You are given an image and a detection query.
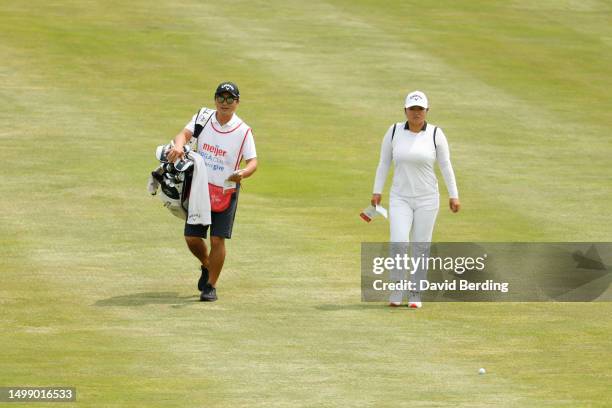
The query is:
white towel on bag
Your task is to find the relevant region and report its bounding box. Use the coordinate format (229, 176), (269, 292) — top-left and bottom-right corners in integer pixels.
(186, 151), (211, 226)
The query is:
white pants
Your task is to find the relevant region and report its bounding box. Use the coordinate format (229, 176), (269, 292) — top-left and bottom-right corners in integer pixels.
(388, 194), (439, 302)
(390, 193), (439, 243)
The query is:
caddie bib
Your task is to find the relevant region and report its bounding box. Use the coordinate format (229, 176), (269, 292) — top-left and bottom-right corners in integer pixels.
(194, 108), (251, 188)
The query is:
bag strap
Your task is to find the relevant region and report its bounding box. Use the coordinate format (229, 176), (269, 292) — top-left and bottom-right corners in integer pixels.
(433, 126), (438, 150)
(193, 108), (214, 138)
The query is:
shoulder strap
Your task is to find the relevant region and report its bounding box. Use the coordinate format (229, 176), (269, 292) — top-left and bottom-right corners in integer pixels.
(391, 124), (397, 141)
(433, 126), (438, 150)
(193, 108), (215, 138)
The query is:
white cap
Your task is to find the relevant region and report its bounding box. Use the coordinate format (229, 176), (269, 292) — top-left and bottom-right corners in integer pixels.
(405, 90), (428, 109)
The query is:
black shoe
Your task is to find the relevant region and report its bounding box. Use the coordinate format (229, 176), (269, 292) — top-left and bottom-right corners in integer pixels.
(198, 266), (209, 291)
(200, 283), (217, 302)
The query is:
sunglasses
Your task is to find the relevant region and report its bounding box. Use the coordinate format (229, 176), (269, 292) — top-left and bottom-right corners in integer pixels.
(215, 95), (238, 104)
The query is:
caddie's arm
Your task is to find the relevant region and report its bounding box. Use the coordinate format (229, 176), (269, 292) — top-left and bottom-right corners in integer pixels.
(167, 128), (193, 162)
(228, 158), (258, 182)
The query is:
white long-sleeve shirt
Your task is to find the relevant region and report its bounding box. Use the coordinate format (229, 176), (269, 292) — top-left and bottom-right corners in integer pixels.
(373, 122), (459, 199)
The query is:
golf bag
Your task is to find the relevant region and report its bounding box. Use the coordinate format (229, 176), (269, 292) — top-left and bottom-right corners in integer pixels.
(148, 142), (194, 220)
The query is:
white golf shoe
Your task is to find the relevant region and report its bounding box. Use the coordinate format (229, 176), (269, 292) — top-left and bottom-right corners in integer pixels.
(408, 291), (422, 309)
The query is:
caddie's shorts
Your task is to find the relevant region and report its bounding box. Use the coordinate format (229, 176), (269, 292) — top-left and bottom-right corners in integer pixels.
(184, 186), (240, 239)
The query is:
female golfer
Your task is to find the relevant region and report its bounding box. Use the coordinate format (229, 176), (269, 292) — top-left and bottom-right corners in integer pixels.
(371, 90), (460, 308)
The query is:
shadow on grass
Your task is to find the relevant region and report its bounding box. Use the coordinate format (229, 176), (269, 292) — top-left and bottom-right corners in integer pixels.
(94, 292), (200, 308)
(315, 303), (385, 311)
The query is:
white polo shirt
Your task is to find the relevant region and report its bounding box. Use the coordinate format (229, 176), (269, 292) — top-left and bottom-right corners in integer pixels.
(185, 109), (257, 186)
(373, 122), (458, 199)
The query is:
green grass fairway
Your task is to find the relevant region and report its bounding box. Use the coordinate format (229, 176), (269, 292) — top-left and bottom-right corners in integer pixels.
(2, 1), (611, 406)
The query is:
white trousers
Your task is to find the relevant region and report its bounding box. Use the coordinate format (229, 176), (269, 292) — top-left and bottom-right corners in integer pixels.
(389, 193), (440, 243)
(388, 194), (439, 302)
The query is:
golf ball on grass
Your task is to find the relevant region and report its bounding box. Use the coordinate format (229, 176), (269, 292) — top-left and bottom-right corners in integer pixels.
(479, 368), (486, 375)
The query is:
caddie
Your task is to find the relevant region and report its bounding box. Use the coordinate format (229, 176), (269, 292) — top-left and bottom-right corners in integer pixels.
(167, 81), (258, 302)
